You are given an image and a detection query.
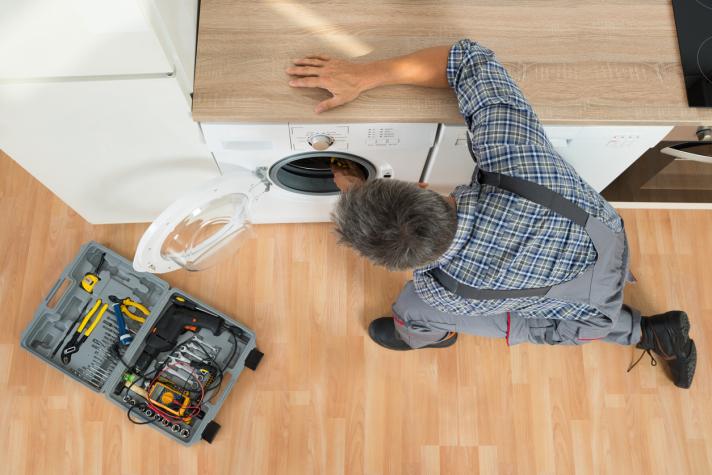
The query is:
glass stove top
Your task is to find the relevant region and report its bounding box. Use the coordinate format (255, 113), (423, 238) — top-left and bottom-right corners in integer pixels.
(672, 0), (712, 107)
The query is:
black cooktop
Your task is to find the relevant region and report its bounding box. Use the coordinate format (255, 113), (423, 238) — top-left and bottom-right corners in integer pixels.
(672, 0), (712, 107)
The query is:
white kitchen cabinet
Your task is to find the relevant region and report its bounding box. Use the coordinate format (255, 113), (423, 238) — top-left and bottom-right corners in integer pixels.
(0, 78), (217, 224)
(0, 0), (213, 224)
(0, 0), (172, 78)
(423, 124), (672, 194)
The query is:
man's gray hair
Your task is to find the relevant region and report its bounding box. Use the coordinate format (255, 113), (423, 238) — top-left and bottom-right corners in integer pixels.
(332, 179), (458, 271)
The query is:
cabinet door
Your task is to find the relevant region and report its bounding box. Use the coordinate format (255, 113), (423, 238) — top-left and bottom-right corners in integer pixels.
(422, 125), (474, 194)
(544, 126), (673, 192)
(0, 0), (172, 78)
(424, 125), (673, 194)
(149, 0), (199, 91)
(0, 77), (217, 224)
(0, 0), (174, 79)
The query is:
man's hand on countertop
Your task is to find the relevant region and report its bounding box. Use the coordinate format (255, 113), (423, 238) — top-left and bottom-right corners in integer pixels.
(287, 55), (369, 113)
(287, 46), (451, 114)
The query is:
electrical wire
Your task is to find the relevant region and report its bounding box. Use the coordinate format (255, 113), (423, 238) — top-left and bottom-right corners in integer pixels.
(224, 329), (240, 371)
(127, 404), (154, 425)
(112, 342), (132, 369)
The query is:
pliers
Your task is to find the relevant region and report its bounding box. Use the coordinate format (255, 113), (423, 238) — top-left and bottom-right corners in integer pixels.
(60, 299), (108, 365)
(109, 295), (150, 324)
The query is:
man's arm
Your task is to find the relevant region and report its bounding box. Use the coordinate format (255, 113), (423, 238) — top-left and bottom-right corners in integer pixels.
(291, 41), (576, 188)
(287, 46), (451, 113)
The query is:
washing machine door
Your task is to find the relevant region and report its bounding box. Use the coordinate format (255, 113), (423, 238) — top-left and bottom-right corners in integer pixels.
(133, 171), (263, 274)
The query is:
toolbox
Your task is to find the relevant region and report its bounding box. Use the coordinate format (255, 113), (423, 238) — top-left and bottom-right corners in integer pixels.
(20, 241), (263, 446)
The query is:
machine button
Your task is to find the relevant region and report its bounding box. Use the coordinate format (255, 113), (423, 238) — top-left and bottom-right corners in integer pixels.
(308, 134), (335, 151)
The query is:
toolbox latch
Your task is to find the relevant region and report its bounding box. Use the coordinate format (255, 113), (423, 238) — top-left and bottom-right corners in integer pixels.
(245, 348), (264, 371)
(201, 421), (221, 444)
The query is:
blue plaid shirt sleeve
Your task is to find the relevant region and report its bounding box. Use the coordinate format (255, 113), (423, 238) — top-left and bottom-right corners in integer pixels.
(447, 39), (552, 153)
(445, 39), (622, 231)
(447, 40), (572, 184)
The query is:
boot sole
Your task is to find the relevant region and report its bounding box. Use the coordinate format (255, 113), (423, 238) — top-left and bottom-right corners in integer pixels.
(424, 333), (458, 349)
(679, 311), (690, 339)
(676, 339), (696, 389)
(674, 311), (695, 389)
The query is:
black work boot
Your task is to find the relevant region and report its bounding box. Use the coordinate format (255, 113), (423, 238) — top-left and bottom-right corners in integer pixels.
(636, 311), (696, 389)
(368, 317), (458, 351)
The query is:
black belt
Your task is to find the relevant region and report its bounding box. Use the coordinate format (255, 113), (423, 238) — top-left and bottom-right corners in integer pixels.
(477, 169), (588, 227)
(430, 267), (552, 300)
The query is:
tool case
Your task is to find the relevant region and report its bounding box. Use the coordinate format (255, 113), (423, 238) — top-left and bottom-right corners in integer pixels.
(20, 241), (263, 446)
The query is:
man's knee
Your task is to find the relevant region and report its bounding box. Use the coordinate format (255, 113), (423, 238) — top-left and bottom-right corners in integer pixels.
(391, 281), (455, 348)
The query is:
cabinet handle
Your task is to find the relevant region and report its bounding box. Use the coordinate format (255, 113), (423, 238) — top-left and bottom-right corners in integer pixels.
(661, 141), (712, 165)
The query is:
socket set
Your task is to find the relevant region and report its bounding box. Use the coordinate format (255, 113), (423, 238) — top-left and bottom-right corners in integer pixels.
(120, 394), (192, 438)
(20, 241), (263, 445)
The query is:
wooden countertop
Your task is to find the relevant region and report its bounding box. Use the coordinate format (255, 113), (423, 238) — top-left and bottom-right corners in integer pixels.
(192, 1), (712, 125)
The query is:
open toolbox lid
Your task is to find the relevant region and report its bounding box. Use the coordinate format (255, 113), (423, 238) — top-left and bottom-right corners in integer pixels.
(133, 171), (265, 274)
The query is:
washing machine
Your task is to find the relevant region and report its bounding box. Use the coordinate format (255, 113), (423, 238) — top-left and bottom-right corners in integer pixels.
(132, 123), (438, 273)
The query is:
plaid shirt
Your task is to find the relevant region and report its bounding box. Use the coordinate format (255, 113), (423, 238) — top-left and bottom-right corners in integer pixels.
(413, 39), (623, 321)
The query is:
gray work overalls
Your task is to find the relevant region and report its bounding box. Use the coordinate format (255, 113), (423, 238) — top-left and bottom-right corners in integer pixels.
(393, 142), (641, 348)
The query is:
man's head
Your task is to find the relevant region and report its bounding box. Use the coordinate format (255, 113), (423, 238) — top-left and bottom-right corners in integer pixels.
(332, 179), (458, 271)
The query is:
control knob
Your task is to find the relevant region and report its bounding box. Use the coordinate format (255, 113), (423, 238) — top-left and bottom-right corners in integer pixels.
(308, 134), (334, 151)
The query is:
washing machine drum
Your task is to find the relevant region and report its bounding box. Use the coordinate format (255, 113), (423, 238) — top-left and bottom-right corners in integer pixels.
(269, 152), (376, 195)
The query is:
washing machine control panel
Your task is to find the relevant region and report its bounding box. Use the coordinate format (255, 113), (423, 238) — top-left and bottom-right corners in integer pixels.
(290, 125), (409, 151)
(366, 127), (400, 146)
(291, 126), (348, 151)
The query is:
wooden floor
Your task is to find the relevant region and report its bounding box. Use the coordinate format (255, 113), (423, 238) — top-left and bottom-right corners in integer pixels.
(2, 150), (712, 475)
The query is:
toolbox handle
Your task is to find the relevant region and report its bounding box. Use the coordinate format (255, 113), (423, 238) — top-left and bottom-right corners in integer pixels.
(45, 277), (73, 309)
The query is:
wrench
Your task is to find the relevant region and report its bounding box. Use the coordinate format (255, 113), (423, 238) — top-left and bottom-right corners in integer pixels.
(178, 346), (210, 362)
(190, 336), (218, 355)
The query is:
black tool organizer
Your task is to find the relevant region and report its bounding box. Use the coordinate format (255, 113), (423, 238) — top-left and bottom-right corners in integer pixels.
(20, 241), (263, 445)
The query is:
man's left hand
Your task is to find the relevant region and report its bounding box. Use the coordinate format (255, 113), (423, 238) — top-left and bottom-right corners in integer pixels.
(286, 55), (368, 113)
